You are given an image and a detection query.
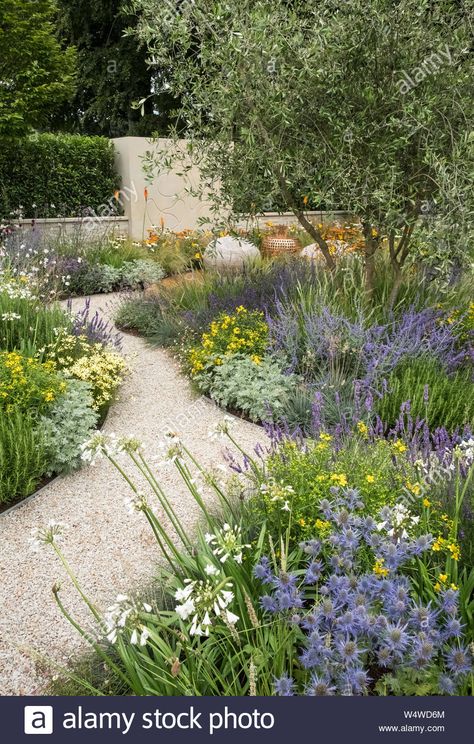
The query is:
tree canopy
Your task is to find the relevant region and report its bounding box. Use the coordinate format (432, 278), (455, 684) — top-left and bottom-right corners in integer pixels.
(53, 0), (176, 137)
(132, 0), (473, 293)
(0, 0), (76, 138)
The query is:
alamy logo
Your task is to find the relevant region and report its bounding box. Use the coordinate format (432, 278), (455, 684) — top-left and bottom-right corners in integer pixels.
(24, 706), (54, 735)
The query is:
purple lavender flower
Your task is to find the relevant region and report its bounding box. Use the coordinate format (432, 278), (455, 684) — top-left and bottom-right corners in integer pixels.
(69, 298), (123, 350)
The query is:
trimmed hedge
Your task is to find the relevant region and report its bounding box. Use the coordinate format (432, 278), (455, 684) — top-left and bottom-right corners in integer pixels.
(0, 134), (120, 219)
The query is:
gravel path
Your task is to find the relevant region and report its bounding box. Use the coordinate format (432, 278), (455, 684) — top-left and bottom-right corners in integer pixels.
(0, 292), (265, 695)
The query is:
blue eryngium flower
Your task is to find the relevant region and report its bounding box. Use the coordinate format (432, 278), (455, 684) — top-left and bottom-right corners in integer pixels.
(445, 646), (473, 677)
(439, 675), (456, 695)
(305, 560), (323, 584)
(273, 674), (295, 696)
(253, 557), (273, 584)
(305, 674), (336, 696)
(253, 475), (470, 695)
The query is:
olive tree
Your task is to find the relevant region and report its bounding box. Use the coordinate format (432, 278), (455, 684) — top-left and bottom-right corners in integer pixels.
(131, 0), (473, 295)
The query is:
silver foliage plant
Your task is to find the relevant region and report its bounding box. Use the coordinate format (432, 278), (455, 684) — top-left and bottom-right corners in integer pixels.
(41, 379), (99, 474)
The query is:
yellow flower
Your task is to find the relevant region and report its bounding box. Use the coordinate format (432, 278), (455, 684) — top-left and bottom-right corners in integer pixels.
(406, 481), (422, 496)
(330, 473), (348, 487)
(450, 583), (458, 591)
(434, 582), (441, 592)
(315, 518), (330, 531)
(392, 440), (407, 454)
(373, 558), (389, 577)
(319, 432), (332, 442)
(251, 354), (261, 364)
(366, 474), (375, 483)
(438, 573), (448, 584)
(447, 543), (460, 561)
(423, 498), (431, 508)
(357, 421), (368, 436)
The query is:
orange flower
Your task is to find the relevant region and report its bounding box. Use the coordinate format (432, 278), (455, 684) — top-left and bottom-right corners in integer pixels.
(303, 195), (309, 206)
(144, 187), (149, 201)
(114, 190), (120, 201)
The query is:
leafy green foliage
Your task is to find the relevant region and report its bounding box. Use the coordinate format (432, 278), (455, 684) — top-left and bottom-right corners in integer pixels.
(0, 410), (48, 504)
(251, 436), (417, 544)
(54, 0), (176, 137)
(120, 259), (165, 289)
(0, 0), (76, 138)
(0, 133), (119, 219)
(0, 279), (69, 353)
(378, 357), (474, 431)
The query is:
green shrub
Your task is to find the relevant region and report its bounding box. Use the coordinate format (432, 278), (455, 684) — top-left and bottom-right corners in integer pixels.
(0, 134), (119, 219)
(115, 295), (184, 346)
(377, 357), (474, 432)
(0, 410), (48, 504)
(0, 351), (66, 414)
(41, 380), (99, 474)
(208, 354), (297, 421)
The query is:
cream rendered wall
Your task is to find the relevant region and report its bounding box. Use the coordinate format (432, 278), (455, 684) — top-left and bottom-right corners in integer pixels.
(112, 137), (216, 240)
(112, 137), (351, 240)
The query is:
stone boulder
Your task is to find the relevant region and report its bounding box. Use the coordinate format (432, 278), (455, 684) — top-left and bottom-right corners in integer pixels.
(204, 236), (260, 270)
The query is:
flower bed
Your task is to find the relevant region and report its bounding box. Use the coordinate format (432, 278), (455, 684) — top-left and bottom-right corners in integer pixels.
(0, 274), (125, 508)
(41, 421), (474, 696)
(1, 222), (208, 299)
(116, 252), (474, 446)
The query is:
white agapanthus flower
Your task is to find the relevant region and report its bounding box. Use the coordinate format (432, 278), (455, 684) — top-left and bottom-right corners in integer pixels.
(455, 437), (474, 465)
(158, 432), (185, 466)
(204, 564), (220, 576)
(104, 595), (152, 646)
(29, 520), (67, 551)
(174, 577), (239, 637)
(377, 503), (420, 541)
(208, 415), (235, 440)
(124, 492), (148, 515)
(204, 523), (250, 564)
(81, 432), (129, 464)
(1, 312), (21, 321)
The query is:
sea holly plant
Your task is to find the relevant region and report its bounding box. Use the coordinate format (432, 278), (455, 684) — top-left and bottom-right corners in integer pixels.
(35, 423), (474, 695)
(131, 0), (473, 298)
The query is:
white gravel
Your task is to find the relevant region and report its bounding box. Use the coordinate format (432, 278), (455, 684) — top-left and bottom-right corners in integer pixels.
(0, 292), (266, 695)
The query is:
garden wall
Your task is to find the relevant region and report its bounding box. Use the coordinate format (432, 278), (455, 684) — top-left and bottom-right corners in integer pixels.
(112, 137), (352, 239)
(17, 216), (129, 240)
(112, 137), (216, 240)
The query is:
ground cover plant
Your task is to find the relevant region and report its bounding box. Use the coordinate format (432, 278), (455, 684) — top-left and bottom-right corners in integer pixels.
(38, 421), (474, 696)
(0, 273), (125, 506)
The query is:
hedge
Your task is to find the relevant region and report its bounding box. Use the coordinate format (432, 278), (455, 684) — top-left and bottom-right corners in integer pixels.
(0, 134), (120, 219)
